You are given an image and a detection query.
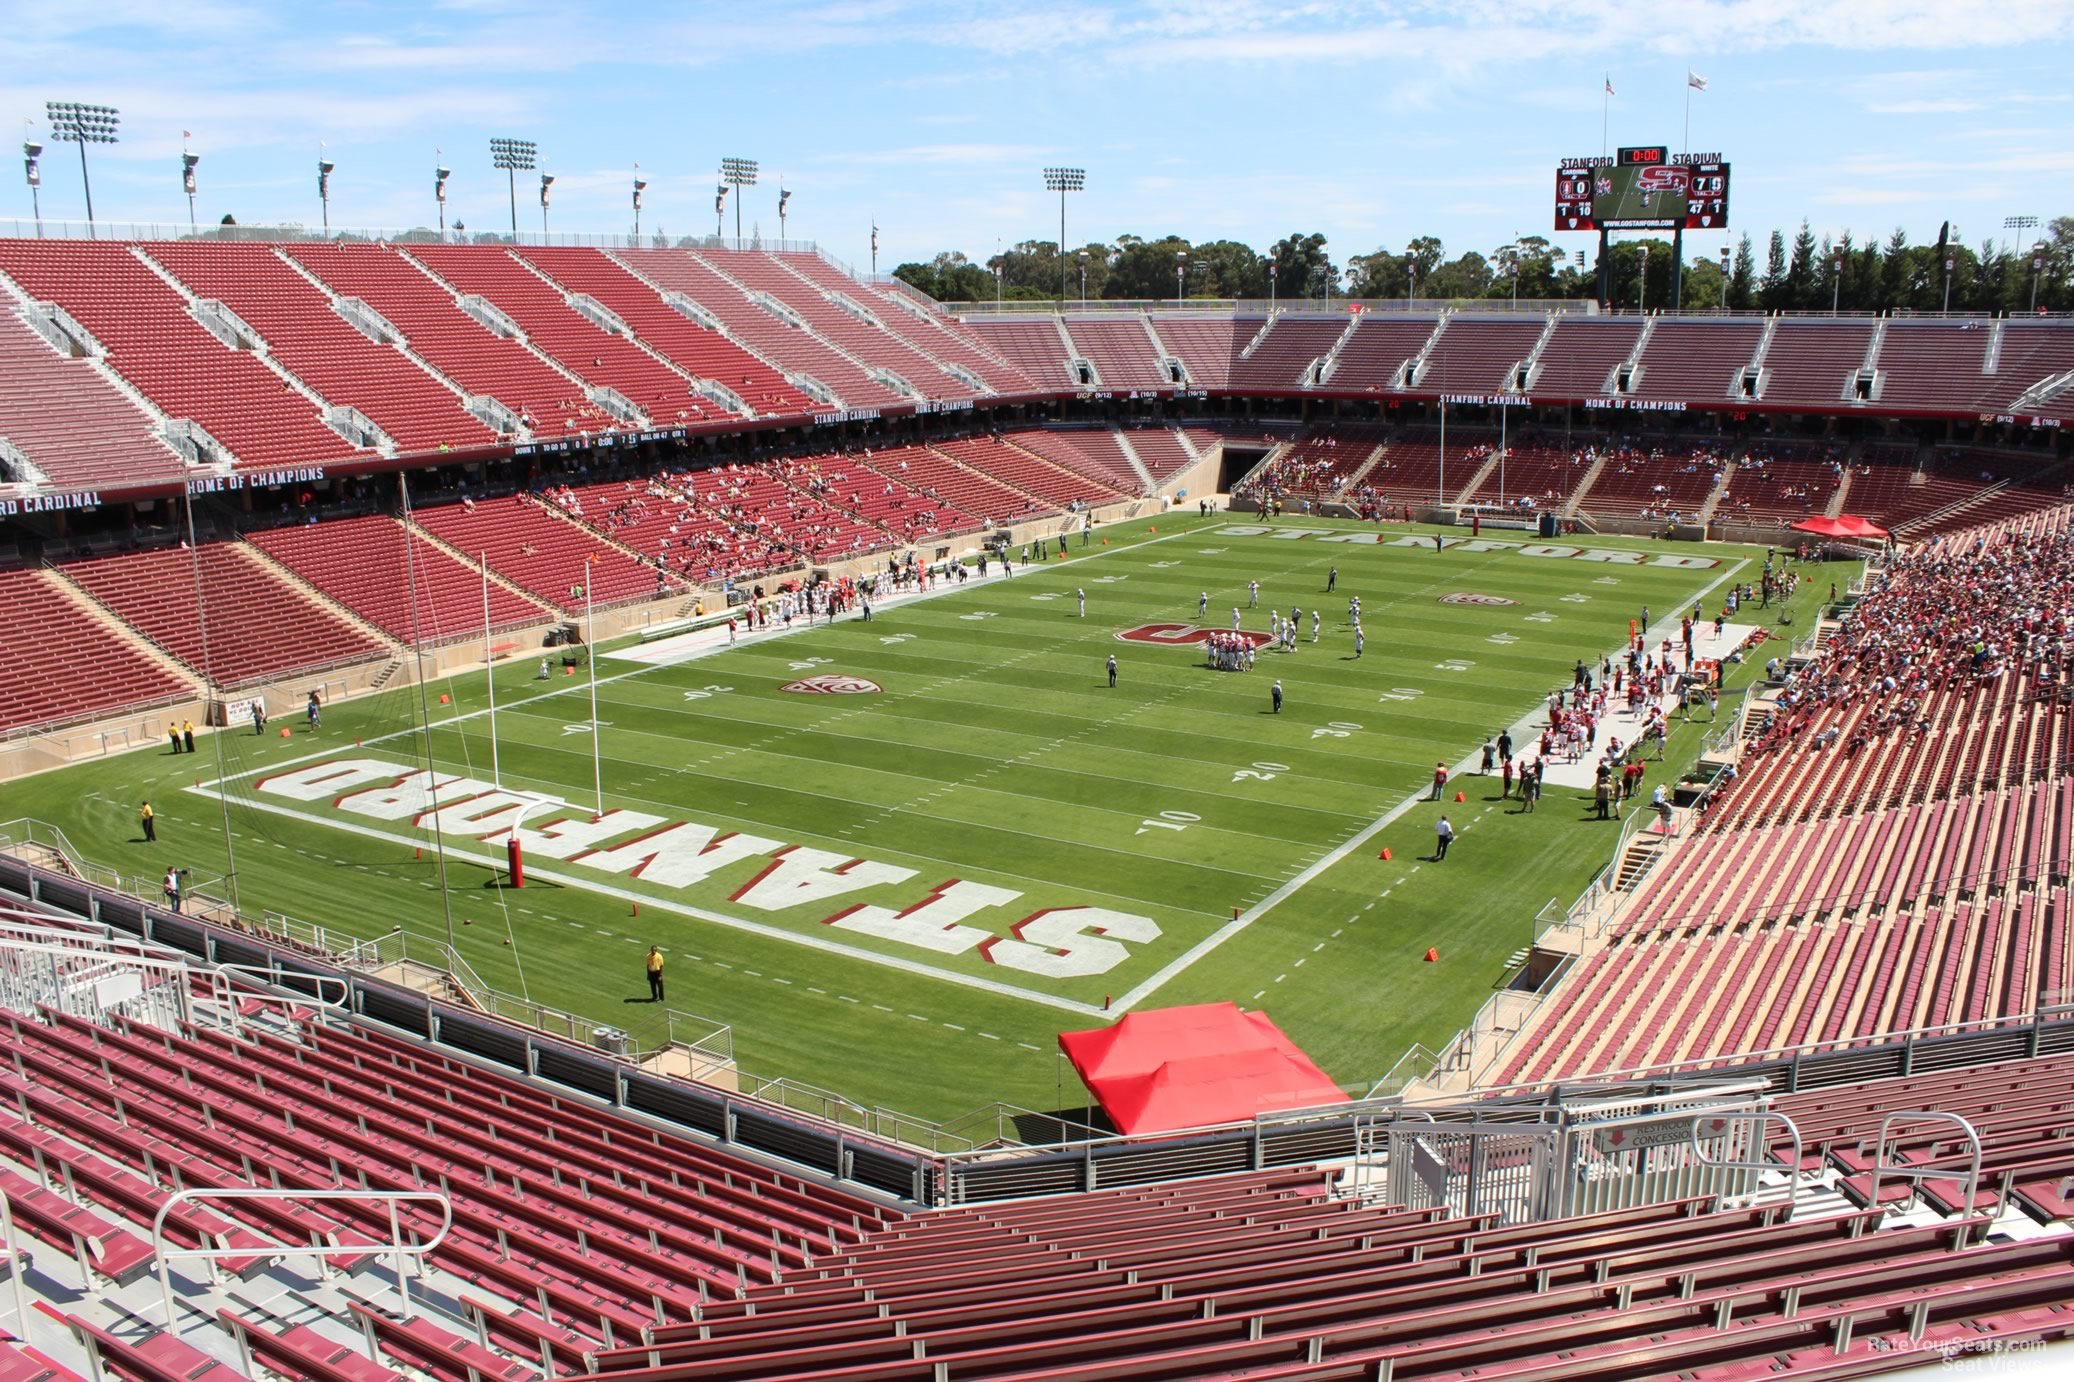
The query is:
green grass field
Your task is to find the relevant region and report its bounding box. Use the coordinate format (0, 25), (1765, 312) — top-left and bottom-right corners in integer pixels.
(11, 513), (1826, 1127)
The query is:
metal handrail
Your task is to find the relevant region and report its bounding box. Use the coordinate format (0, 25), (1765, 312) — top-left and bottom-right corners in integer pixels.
(1688, 1109), (1803, 1222)
(0, 1192), (30, 1347)
(1866, 1111), (1984, 1219)
(151, 1188), (452, 1325)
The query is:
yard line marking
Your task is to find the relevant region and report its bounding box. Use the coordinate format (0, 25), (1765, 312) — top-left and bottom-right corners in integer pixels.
(807, 986), (827, 995)
(1274, 973), (1287, 983)
(977, 1032), (1000, 1041)
(1294, 957), (1307, 967)
(942, 1023), (964, 1031)
(1251, 990), (1266, 1000)
(872, 1003), (893, 1012)
(1016, 1042), (1043, 1052)
(908, 1013), (931, 1022)
(772, 977), (792, 985)
(839, 995), (860, 1003)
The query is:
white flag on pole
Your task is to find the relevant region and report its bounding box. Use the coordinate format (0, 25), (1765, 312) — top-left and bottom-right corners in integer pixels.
(1688, 71), (1710, 91)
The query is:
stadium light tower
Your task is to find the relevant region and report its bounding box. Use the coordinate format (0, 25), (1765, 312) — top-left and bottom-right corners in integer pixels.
(1831, 251), (1843, 317)
(714, 185), (727, 239)
(21, 136), (42, 235)
(2003, 214), (2038, 256)
(316, 152), (335, 231)
(1077, 250), (1088, 308)
(1042, 167), (1084, 302)
(632, 170), (647, 241)
(777, 182), (791, 243)
(1637, 244), (1649, 313)
(720, 157), (757, 241)
(539, 172), (555, 239)
(44, 102), (118, 236)
(1267, 257), (1277, 312)
(435, 157), (452, 234)
(180, 135), (199, 232)
(1175, 248), (1187, 308)
(489, 137), (537, 238)
(2033, 242), (2048, 315)
(1719, 245), (1732, 314)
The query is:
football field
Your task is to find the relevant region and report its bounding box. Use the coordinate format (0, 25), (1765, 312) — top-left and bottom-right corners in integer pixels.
(12, 513), (1819, 1127)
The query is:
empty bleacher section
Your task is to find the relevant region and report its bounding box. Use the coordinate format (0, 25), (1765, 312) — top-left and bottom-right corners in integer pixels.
(1124, 426), (1198, 485)
(411, 494), (669, 610)
(1759, 320), (1874, 407)
(285, 242), (604, 436)
(0, 1005), (893, 1351)
(999, 428), (1143, 498)
(0, 566), (193, 733)
(1873, 321), (1992, 411)
(409, 245), (711, 427)
(701, 249), (973, 403)
(1629, 319), (1763, 401)
(248, 514), (549, 642)
(770, 251), (1035, 396)
(1061, 316), (1172, 389)
(933, 432), (1129, 511)
(849, 443), (1035, 528)
(59, 543), (387, 687)
(1421, 315), (1544, 394)
(1232, 316), (1344, 389)
(1151, 314), (1243, 387)
(0, 241), (363, 472)
(963, 317), (1078, 389)
(515, 248), (813, 417)
(1324, 314), (1435, 391)
(615, 249), (908, 409)
(1528, 315), (1642, 398)
(145, 242), (494, 455)
(1990, 321), (2074, 412)
(1848, 444), (2067, 538)
(0, 307), (184, 490)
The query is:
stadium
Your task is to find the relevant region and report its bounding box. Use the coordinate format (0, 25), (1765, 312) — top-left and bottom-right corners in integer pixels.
(3, 10), (2074, 1379)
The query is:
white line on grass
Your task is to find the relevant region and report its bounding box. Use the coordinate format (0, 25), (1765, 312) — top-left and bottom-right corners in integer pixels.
(1102, 550), (1755, 1015)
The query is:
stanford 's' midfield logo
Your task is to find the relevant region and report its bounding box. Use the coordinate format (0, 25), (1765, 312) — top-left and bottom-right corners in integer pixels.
(1114, 623), (1274, 649)
(1438, 592), (1520, 607)
(781, 674), (883, 695)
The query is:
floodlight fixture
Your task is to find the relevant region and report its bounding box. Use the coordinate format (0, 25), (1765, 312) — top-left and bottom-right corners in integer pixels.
(1042, 166), (1085, 300)
(715, 185), (728, 238)
(720, 157), (757, 240)
(539, 172), (555, 237)
(489, 137), (537, 236)
(632, 172), (648, 240)
(1175, 248), (1188, 308)
(435, 158), (452, 231)
(45, 101), (119, 233)
(23, 138), (42, 233)
(777, 183), (791, 242)
(181, 149), (200, 231)
(317, 156), (336, 230)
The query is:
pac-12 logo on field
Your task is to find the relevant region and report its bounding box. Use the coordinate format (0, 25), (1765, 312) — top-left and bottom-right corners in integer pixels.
(1114, 623), (1274, 649)
(1438, 592), (1520, 606)
(782, 674), (883, 694)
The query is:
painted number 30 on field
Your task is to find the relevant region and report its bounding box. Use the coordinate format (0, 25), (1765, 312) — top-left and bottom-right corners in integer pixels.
(1312, 721), (1363, 740)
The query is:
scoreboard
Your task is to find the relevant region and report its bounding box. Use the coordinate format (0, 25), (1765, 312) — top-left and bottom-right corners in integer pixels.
(1554, 147), (1731, 231)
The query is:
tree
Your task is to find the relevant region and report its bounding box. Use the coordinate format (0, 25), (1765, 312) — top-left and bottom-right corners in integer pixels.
(1265, 232), (1337, 301)
(1759, 229), (1789, 310)
(1785, 220), (1817, 309)
(1427, 250), (1492, 300)
(1102, 235), (1192, 301)
(1186, 239), (1266, 299)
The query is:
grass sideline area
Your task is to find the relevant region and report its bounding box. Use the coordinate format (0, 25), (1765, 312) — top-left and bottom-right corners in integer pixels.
(11, 513), (1837, 1126)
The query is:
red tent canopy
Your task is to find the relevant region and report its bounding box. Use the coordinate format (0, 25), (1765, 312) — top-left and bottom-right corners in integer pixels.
(1058, 1002), (1348, 1135)
(1791, 513), (1889, 539)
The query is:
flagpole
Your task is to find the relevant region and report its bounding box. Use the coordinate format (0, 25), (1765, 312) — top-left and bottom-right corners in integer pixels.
(1683, 80), (1692, 158)
(1601, 79), (1609, 160)
(586, 572), (603, 817)
(482, 552), (500, 789)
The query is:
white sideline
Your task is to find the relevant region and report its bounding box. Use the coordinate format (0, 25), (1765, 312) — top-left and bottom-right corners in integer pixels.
(1104, 555), (1753, 1016)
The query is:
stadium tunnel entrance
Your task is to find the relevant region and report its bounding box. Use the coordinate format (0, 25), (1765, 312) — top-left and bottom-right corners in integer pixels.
(1217, 445), (1270, 493)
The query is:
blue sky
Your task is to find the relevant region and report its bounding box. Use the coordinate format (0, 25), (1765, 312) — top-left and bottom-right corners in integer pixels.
(5, 0), (2071, 273)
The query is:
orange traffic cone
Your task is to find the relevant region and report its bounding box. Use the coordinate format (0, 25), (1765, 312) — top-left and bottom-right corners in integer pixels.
(1379, 846), (1392, 861)
(438, 693), (451, 705)
(1423, 947), (1440, 962)
(280, 727), (291, 738)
